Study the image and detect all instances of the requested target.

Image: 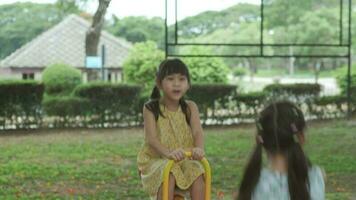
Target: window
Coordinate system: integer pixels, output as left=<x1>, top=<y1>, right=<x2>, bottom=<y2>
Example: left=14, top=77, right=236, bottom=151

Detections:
left=22, top=73, right=34, bottom=80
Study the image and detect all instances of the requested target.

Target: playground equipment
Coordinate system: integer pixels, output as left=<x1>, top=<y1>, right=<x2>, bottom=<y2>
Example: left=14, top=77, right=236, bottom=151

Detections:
left=162, top=151, right=211, bottom=200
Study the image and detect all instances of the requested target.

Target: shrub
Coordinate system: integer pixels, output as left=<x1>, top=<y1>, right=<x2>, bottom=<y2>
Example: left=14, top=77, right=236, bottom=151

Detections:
left=42, top=63, right=81, bottom=96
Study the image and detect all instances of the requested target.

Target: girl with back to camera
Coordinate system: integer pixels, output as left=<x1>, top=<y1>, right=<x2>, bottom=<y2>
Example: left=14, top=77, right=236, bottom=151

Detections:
left=237, top=101, right=325, bottom=200
left=137, top=58, right=206, bottom=200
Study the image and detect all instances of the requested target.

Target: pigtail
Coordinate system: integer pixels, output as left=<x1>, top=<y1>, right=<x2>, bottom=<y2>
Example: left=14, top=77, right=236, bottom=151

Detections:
left=287, top=142, right=310, bottom=200
left=237, top=143, right=263, bottom=200
left=179, top=98, right=191, bottom=125
left=145, top=86, right=163, bottom=121
left=150, top=86, right=161, bottom=100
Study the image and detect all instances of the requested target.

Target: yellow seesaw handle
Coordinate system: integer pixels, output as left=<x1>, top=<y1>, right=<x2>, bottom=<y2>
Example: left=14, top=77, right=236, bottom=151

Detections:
left=162, top=151, right=211, bottom=200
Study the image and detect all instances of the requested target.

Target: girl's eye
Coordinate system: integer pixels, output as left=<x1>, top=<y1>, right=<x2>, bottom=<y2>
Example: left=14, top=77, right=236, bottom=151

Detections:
left=167, top=77, right=174, bottom=80
left=180, top=77, right=186, bottom=81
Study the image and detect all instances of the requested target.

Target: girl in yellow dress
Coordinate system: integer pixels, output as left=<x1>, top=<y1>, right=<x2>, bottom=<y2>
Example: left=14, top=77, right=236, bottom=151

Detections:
left=137, top=58, right=206, bottom=200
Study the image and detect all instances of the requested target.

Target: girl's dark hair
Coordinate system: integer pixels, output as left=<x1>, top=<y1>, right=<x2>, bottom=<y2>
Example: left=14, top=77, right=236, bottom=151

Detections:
left=238, top=101, right=311, bottom=200
left=145, top=58, right=191, bottom=124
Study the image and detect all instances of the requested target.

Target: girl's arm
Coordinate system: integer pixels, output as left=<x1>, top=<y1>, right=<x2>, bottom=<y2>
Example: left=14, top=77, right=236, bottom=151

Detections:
left=187, top=100, right=204, bottom=150
left=143, top=106, right=170, bottom=157
left=143, top=106, right=185, bottom=161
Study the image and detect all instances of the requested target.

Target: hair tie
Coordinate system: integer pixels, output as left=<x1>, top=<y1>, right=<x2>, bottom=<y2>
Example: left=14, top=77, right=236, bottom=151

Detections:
left=290, top=123, right=298, bottom=133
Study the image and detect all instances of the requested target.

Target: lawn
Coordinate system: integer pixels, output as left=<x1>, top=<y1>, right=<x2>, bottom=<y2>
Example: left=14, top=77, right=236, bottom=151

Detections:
left=0, top=119, right=355, bottom=199
left=252, top=68, right=340, bottom=78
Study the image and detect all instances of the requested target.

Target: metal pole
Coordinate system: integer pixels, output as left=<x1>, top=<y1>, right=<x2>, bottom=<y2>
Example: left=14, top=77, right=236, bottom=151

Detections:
left=340, top=0, right=344, bottom=45
left=175, top=0, right=178, bottom=44
left=347, top=0, right=352, bottom=117
left=165, top=0, right=168, bottom=58
left=260, top=0, right=264, bottom=56
left=101, top=44, right=105, bottom=81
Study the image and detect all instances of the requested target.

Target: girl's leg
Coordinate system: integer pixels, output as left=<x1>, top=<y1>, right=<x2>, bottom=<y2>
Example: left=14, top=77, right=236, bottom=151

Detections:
left=190, top=175, right=205, bottom=200
left=157, top=173, right=176, bottom=200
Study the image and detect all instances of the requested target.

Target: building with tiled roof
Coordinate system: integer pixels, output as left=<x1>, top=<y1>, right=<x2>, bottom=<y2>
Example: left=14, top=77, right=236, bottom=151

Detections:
left=0, top=14, right=131, bottom=82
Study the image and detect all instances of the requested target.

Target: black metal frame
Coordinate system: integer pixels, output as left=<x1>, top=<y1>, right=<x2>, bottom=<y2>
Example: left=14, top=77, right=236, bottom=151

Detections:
left=165, top=0, right=353, bottom=117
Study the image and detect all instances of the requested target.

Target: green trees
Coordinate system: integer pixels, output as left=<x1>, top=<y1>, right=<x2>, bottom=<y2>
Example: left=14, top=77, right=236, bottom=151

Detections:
left=1, top=1, right=354, bottom=80
left=336, top=64, right=356, bottom=96
left=122, top=41, right=165, bottom=93
left=108, top=16, right=165, bottom=48
left=183, top=47, right=230, bottom=83
left=123, top=42, right=230, bottom=86
left=0, top=3, right=65, bottom=59
left=177, top=3, right=259, bottom=38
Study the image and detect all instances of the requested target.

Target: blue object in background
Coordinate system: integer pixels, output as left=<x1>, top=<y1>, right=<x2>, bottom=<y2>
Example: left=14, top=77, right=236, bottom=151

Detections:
left=86, top=56, right=102, bottom=68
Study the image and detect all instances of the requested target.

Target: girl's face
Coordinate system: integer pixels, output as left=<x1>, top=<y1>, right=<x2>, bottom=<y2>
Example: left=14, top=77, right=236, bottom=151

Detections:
left=158, top=73, right=189, bottom=101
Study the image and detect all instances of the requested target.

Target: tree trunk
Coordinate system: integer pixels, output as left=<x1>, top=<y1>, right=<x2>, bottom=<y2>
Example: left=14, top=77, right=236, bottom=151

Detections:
left=85, top=0, right=111, bottom=56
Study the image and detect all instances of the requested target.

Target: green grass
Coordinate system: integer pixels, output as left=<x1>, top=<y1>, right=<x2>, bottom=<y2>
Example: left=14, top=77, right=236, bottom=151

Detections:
left=0, top=119, right=355, bottom=199
left=253, top=68, right=342, bottom=78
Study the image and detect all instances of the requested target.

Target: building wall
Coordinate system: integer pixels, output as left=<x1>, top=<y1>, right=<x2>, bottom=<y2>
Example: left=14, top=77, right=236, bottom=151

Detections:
left=0, top=67, right=41, bottom=80
left=0, top=67, right=123, bottom=83
left=81, top=68, right=122, bottom=83
left=0, top=67, right=14, bottom=80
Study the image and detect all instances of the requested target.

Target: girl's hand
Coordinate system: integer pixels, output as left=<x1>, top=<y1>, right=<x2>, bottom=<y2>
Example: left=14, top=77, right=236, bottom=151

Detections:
left=192, top=147, right=205, bottom=160
left=167, top=148, right=185, bottom=161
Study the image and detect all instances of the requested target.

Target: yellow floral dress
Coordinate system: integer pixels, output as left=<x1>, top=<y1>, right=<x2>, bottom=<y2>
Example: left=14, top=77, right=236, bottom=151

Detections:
left=137, top=103, right=205, bottom=199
